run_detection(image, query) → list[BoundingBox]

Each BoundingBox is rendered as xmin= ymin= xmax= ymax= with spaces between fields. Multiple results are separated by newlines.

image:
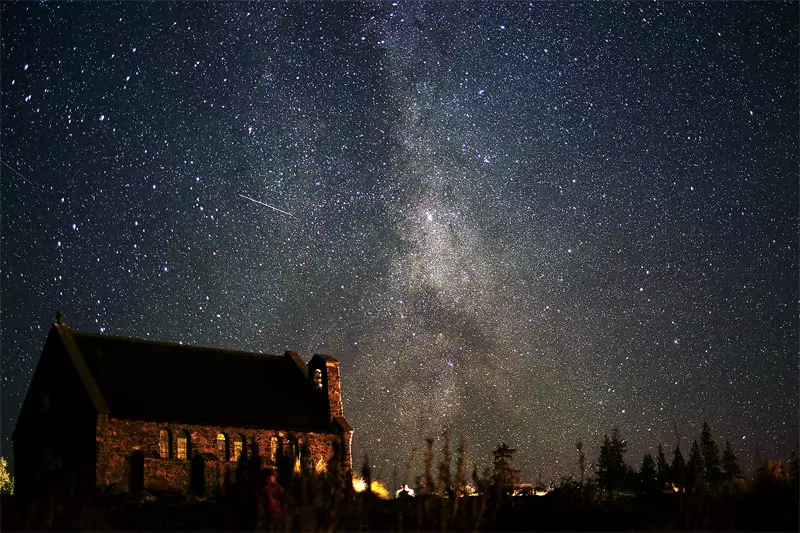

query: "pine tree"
xmin=0 ymin=457 xmax=13 ymax=495
xmin=656 ymin=444 xmax=671 ymax=490
xmin=597 ymin=427 xmax=628 ymax=494
xmin=576 ymin=440 xmax=586 ymax=485
xmin=437 ymin=430 xmax=452 ymax=497
xmin=597 ymin=434 xmax=614 ymax=492
xmin=424 ymin=438 xmax=436 ymax=494
xmin=789 ymin=446 xmax=799 ymax=490
xmin=672 ymin=445 xmax=686 ymax=491
xmin=491 ymin=443 xmax=518 ymax=497
xmin=640 ymin=454 xmax=658 ymax=494
xmin=686 ymin=440 xmax=705 ymax=492
xmin=721 ymin=441 xmax=745 ymax=494
xmin=700 ymin=422 xmax=722 ymax=491
xmin=610 ymin=426 xmax=628 ymax=490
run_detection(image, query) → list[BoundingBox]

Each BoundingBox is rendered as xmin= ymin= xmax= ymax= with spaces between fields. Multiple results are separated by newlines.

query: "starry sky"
xmin=1 ymin=2 xmax=797 ymax=483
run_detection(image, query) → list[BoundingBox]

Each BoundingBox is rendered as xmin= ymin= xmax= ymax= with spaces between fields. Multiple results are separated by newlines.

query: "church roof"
xmin=47 ymin=322 xmax=341 ymax=433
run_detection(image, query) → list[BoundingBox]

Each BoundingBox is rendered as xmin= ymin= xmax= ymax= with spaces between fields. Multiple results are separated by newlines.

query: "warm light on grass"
xmin=352 ymin=476 xmax=390 ymax=499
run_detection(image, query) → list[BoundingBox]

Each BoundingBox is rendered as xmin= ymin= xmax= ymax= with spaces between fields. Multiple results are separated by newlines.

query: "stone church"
xmin=12 ymin=313 xmax=353 ymax=499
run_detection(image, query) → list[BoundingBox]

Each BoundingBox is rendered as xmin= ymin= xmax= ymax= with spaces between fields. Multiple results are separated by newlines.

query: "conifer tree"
xmin=656 ymin=444 xmax=671 ymax=490
xmin=597 ymin=434 xmax=614 ymax=492
xmin=491 ymin=443 xmax=518 ymax=497
xmin=424 ymin=438 xmax=436 ymax=494
xmin=721 ymin=441 xmax=745 ymax=494
xmin=700 ymin=422 xmax=722 ymax=490
xmin=597 ymin=427 xmax=628 ymax=494
xmin=0 ymin=457 xmax=13 ymax=495
xmin=437 ymin=430 xmax=452 ymax=497
xmin=686 ymin=440 xmax=705 ymax=492
xmin=640 ymin=453 xmax=658 ymax=494
xmin=576 ymin=440 xmax=586 ymax=485
xmin=672 ymin=445 xmax=686 ymax=491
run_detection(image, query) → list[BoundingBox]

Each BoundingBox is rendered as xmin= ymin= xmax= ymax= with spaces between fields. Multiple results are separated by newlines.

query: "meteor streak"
xmin=1 ymin=159 xmax=39 ymax=187
xmin=238 ymin=194 xmax=296 ymax=218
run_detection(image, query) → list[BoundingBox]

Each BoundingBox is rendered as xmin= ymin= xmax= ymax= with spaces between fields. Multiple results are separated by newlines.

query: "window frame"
xmin=216 ymin=433 xmax=229 ymax=462
xmin=159 ymin=429 xmax=172 ymax=459
xmin=176 ymin=430 xmax=191 ymax=460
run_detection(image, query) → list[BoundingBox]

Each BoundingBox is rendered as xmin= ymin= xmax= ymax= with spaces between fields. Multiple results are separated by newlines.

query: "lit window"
xmin=270 ymin=436 xmax=279 ymax=463
xmin=159 ymin=429 xmax=171 ymax=458
xmin=216 ymin=433 xmax=228 ymax=461
xmin=233 ymin=434 xmax=245 ymax=461
xmin=176 ymin=430 xmax=190 ymax=460
xmin=313 ymin=368 xmax=323 ymax=388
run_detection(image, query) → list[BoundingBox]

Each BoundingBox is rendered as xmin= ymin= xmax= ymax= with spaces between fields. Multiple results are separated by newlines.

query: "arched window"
xmin=176 ymin=430 xmax=191 ymax=460
xmin=269 ymin=436 xmax=279 ymax=463
xmin=233 ymin=434 xmax=246 ymax=461
xmin=216 ymin=433 xmax=229 ymax=461
xmin=159 ymin=429 xmax=172 ymax=459
xmin=313 ymin=368 xmax=323 ymax=388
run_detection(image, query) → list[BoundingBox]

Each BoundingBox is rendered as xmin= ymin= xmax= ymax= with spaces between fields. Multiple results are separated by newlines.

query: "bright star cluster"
xmin=1 ymin=2 xmax=797 ymax=482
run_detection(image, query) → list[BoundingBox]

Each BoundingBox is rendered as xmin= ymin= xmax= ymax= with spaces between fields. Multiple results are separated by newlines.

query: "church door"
xmin=130 ymin=451 xmax=144 ymax=492
xmin=190 ymin=454 xmax=206 ymax=496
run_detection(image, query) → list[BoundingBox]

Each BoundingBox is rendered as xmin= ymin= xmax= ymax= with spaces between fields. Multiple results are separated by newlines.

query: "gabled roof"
xmin=51 ymin=323 xmax=337 ymax=433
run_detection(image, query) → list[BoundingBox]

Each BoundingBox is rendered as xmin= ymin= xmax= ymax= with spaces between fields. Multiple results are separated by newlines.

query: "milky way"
xmin=2 ymin=2 xmax=797 ymax=483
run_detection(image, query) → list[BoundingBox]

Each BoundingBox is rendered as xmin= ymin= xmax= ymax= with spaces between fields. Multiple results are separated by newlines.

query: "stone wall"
xmin=96 ymin=414 xmax=344 ymax=493
xmin=325 ymin=363 xmax=344 ymax=419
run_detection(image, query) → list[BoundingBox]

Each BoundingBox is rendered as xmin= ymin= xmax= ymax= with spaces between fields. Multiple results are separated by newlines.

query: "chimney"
xmin=308 ymin=354 xmax=343 ymax=420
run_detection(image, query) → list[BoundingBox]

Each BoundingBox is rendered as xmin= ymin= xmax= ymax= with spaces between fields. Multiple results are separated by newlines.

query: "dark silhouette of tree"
xmin=451 ymin=434 xmax=467 ymax=522
xmin=686 ymin=440 xmax=705 ymax=492
xmin=700 ymin=422 xmax=722 ymax=491
xmin=361 ymin=453 xmax=372 ymax=498
xmin=597 ymin=435 xmax=613 ymax=492
xmin=753 ymin=453 xmax=791 ymax=493
xmin=438 ymin=430 xmax=452 ymax=497
xmin=490 ymin=443 xmax=518 ymax=497
xmin=424 ymin=438 xmax=436 ymax=494
xmin=597 ymin=427 xmax=627 ymax=494
xmin=721 ymin=441 xmax=745 ymax=494
xmin=640 ymin=453 xmax=658 ymax=494
xmin=656 ymin=444 xmax=670 ymax=490
xmin=576 ymin=440 xmax=586 ymax=485
xmin=789 ymin=446 xmax=799 ymax=490
xmin=672 ymin=445 xmax=686 ymax=492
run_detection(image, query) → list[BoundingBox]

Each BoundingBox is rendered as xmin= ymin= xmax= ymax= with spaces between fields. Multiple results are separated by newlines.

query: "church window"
xmin=270 ymin=436 xmax=279 ymax=463
xmin=233 ymin=434 xmax=245 ymax=461
xmin=216 ymin=433 xmax=228 ymax=461
xmin=159 ymin=429 xmax=171 ymax=458
xmin=313 ymin=368 xmax=323 ymax=388
xmin=176 ymin=430 xmax=191 ymax=460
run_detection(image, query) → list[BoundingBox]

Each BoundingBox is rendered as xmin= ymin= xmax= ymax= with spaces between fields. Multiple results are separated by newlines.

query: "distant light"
xmin=396 ymin=484 xmax=415 ymax=497
xmin=99 ymin=115 xmax=105 ymax=121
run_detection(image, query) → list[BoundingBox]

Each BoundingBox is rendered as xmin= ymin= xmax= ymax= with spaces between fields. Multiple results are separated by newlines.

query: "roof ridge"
xmin=70 ymin=329 xmax=281 ymax=360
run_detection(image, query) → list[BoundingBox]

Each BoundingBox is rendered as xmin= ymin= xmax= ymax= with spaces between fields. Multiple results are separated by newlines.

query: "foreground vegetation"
xmin=1 ymin=422 xmax=798 ymax=531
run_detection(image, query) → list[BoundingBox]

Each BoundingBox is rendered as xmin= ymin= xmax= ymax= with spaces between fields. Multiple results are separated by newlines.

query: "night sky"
xmin=2 ymin=2 xmax=797 ymax=484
